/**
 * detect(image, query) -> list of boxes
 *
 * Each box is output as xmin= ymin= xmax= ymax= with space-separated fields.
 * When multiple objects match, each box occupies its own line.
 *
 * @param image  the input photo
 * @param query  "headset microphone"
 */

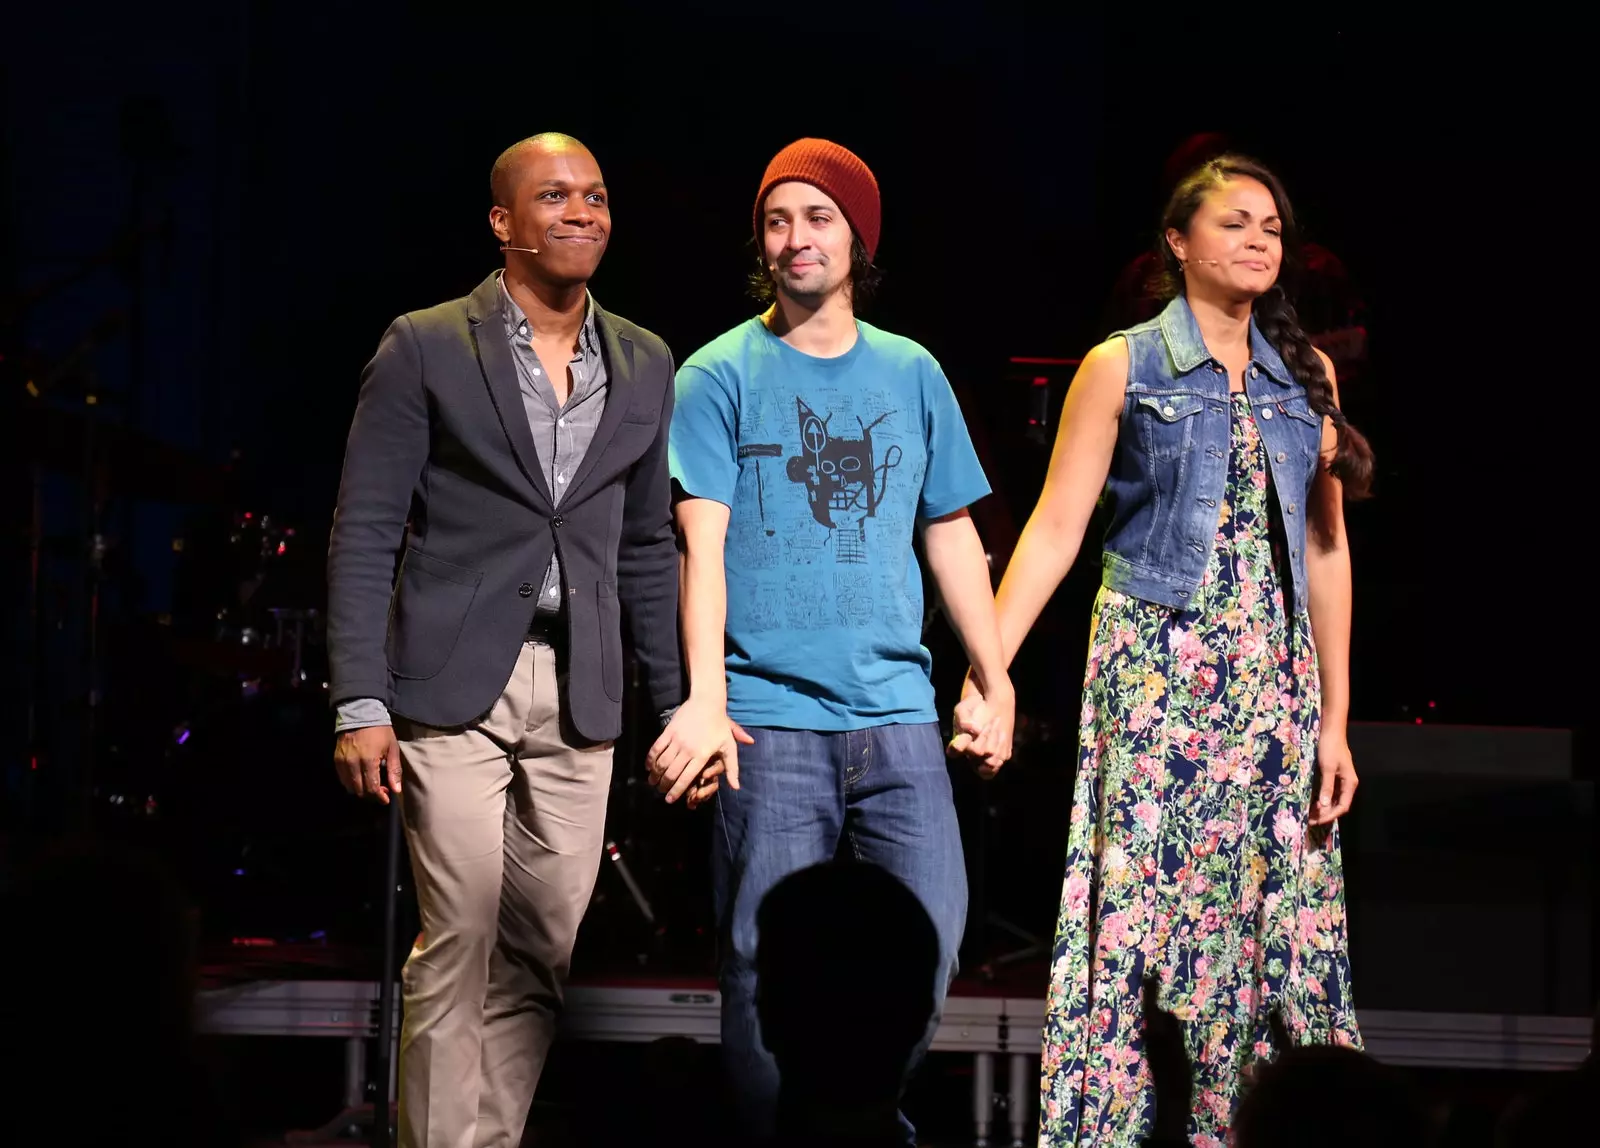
xmin=500 ymin=245 xmax=540 ymax=255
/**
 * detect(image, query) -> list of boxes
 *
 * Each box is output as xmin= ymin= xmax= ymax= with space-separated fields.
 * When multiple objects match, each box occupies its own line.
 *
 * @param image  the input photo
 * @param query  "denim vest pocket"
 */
xmin=1278 ymin=396 xmax=1323 ymax=464
xmin=1134 ymin=392 xmax=1206 ymax=462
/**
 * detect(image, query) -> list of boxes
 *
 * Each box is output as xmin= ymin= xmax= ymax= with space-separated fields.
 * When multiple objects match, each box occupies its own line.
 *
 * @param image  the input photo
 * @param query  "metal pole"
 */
xmin=373 ymin=796 xmax=402 ymax=1148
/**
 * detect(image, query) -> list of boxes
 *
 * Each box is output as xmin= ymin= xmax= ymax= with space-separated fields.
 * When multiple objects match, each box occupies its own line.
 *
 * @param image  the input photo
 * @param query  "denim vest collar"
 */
xmin=1160 ymin=295 xmax=1296 ymax=388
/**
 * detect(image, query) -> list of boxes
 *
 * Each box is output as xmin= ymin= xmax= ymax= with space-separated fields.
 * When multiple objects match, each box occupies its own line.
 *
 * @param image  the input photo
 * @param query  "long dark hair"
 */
xmin=747 ymin=232 xmax=883 ymax=310
xmin=1155 ymin=155 xmax=1375 ymax=499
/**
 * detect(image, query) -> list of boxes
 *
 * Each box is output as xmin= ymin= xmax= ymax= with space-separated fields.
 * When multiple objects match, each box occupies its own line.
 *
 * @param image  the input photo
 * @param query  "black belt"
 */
xmin=527 ymin=613 xmax=566 ymax=646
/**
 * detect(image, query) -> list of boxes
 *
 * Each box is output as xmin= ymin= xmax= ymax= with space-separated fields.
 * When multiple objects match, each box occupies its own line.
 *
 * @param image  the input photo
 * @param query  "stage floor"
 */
xmin=199 ymin=957 xmax=1591 ymax=1147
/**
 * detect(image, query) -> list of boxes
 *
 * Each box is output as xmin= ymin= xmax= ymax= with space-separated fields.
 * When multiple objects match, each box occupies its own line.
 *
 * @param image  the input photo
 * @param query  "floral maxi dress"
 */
xmin=1039 ymin=395 xmax=1360 ymax=1148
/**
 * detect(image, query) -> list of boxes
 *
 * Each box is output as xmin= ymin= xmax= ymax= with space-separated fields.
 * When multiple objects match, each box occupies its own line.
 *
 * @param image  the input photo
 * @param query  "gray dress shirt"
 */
xmin=335 ymin=276 xmax=607 ymax=732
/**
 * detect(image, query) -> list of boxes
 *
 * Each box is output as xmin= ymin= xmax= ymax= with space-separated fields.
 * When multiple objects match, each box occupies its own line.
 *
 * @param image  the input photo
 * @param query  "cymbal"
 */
xmin=15 ymin=401 xmax=227 ymax=504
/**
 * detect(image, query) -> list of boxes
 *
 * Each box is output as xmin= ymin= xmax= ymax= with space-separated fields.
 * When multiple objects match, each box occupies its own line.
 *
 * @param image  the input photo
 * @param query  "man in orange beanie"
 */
xmin=647 ymin=138 xmax=1015 ymax=1143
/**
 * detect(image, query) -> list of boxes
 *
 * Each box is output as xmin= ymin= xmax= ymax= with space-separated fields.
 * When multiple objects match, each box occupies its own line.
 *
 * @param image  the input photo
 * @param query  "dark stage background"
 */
xmin=3 ymin=0 xmax=1588 ymax=957
xmin=2 ymin=6 xmax=1592 ymax=1141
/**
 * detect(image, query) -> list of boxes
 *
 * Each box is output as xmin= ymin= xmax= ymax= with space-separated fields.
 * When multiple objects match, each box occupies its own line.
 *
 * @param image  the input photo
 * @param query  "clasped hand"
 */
xmin=946 ymin=671 xmax=1015 ymax=778
xmin=646 ymin=696 xmax=753 ymax=809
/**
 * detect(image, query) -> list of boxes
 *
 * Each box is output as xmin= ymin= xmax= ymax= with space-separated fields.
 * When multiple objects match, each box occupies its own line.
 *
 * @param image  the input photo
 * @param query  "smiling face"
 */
xmin=489 ymin=141 xmax=609 ymax=286
xmin=1165 ymin=175 xmax=1283 ymax=301
xmin=760 ymin=181 xmax=855 ymax=307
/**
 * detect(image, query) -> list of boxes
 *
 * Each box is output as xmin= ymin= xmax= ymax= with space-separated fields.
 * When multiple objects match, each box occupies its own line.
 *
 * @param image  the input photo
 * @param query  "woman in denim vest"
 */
xmin=952 ymin=155 xmax=1375 ymax=1147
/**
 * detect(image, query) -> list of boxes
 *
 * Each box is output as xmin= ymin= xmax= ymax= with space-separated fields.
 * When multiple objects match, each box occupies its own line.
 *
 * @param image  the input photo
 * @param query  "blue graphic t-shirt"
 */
xmin=670 ymin=318 xmax=990 ymax=730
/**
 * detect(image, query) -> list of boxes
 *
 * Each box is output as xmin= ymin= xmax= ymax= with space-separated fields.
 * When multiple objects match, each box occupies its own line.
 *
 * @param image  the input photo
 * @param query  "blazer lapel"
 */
xmin=465 ymin=273 xmax=553 ymax=509
xmin=565 ymin=308 xmax=636 ymax=499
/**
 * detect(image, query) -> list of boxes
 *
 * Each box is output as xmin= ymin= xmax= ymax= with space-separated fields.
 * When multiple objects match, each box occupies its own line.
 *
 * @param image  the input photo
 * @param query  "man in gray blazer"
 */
xmin=327 ymin=132 xmax=703 ymax=1148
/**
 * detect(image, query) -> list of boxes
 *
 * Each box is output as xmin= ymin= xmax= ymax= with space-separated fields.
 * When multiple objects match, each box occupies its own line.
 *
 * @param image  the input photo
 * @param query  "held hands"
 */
xmin=1310 ymin=730 xmax=1358 ymax=825
xmin=946 ymin=670 xmax=1016 ymax=778
xmin=646 ymin=696 xmax=754 ymax=809
xmin=334 ymin=725 xmax=403 ymax=804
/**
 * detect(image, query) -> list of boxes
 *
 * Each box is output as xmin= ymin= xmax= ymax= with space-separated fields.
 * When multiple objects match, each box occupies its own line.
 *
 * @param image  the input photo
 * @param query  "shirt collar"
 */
xmin=1158 ymin=294 xmax=1297 ymax=387
xmin=497 ymin=271 xmax=599 ymax=356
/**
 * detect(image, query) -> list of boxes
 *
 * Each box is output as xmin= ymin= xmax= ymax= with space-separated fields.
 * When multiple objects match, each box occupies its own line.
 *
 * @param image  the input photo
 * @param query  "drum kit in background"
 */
xmin=12 ymin=376 xmax=370 ymax=945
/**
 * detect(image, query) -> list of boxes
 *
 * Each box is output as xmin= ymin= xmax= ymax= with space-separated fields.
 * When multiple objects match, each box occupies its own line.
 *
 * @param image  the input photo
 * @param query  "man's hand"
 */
xmin=335 ymin=725 xmax=403 ymax=804
xmin=946 ymin=672 xmax=1016 ymax=778
xmin=646 ymin=697 xmax=754 ymax=805
xmin=684 ymin=757 xmax=726 ymax=811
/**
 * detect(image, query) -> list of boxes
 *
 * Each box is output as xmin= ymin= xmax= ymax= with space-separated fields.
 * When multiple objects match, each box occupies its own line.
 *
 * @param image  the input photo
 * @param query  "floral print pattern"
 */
xmin=1040 ymin=395 xmax=1359 ymax=1148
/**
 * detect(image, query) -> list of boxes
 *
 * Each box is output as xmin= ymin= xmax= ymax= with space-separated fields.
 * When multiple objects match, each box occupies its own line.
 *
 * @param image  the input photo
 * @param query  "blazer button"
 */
xmin=518 ymin=582 xmax=535 ymax=597
xmin=552 ymin=515 xmax=565 ymax=528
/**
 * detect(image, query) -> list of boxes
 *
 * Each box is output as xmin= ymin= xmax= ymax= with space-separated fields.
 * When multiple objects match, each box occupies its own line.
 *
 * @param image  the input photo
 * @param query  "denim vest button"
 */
xmin=1276 ymin=451 xmax=1287 ymax=463
xmin=1287 ymin=503 xmax=1297 ymax=515
xmin=1260 ymin=407 xmax=1273 ymax=420
xmin=1251 ymin=366 xmax=1259 ymax=378
xmin=1163 ymin=405 xmax=1175 ymax=417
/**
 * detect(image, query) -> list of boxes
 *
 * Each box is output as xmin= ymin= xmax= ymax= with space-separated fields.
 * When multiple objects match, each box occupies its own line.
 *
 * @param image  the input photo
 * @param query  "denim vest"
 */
xmin=1101 ymin=296 xmax=1323 ymax=616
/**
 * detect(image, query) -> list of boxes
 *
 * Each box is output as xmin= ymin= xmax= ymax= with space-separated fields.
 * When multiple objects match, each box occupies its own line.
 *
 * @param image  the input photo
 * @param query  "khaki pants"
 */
xmin=395 ymin=640 xmax=613 ymax=1148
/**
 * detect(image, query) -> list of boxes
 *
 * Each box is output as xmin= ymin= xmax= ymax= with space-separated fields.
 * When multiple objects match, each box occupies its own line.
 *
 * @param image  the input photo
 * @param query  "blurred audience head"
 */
xmin=1234 ymin=1043 xmax=1430 ymax=1148
xmin=756 ymin=860 xmax=939 ymax=1116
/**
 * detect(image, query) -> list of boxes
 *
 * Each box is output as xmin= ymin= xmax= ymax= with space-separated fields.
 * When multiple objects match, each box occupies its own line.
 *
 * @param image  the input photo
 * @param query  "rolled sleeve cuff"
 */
xmin=336 ymin=697 xmax=392 ymax=733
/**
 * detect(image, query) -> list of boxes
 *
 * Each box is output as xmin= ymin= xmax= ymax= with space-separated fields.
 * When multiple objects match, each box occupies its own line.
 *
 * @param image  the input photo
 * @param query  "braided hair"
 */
xmin=1153 ymin=155 xmax=1375 ymax=500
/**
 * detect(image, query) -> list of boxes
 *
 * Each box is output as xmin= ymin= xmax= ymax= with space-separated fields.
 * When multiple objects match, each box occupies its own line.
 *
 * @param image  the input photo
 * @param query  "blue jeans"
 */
xmin=712 ymin=721 xmax=968 ymax=1143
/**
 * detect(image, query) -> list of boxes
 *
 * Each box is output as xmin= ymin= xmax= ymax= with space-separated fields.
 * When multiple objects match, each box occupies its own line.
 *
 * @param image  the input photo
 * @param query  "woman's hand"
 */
xmin=1311 ymin=731 xmax=1358 ymax=825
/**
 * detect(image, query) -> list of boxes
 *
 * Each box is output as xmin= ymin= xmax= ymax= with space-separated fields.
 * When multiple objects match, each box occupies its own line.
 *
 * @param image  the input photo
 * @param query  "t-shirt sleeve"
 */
xmin=668 ymin=362 xmax=740 ymax=506
xmin=919 ymin=361 xmax=991 ymax=519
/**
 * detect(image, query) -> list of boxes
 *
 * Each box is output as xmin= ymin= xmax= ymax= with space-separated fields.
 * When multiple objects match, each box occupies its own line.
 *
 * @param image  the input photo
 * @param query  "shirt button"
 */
xmin=518 ymin=582 xmax=534 ymax=598
xmin=1276 ymin=451 xmax=1287 ymax=463
xmin=557 ymin=474 xmax=566 ymax=485
xmin=1260 ymin=407 xmax=1274 ymax=420
xmin=547 ymin=586 xmax=559 ymax=597
xmin=519 ymin=325 xmax=527 ymax=336
xmin=533 ymin=367 xmax=542 ymax=376
xmin=552 ymin=515 xmax=564 ymax=528
xmin=557 ymin=417 xmax=566 ymax=427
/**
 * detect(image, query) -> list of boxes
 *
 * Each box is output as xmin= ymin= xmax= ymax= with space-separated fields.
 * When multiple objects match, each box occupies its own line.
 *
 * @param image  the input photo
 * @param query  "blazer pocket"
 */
xmin=388 ymin=550 xmax=484 ymax=681
xmin=596 ymin=580 xmax=623 ymax=702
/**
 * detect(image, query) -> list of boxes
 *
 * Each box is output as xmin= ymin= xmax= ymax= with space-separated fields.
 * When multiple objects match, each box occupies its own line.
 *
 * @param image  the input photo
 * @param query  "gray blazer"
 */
xmin=327 ymin=272 xmax=682 ymax=740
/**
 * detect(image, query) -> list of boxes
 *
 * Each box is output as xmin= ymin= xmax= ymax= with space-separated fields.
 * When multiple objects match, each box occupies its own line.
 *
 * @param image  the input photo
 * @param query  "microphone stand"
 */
xmin=372 ymin=796 xmax=403 ymax=1147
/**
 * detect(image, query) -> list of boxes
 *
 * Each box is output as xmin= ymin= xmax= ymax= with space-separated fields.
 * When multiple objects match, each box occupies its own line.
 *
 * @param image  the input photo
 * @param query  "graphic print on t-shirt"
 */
xmin=727 ymin=384 xmax=923 ymax=632
xmin=780 ymin=397 xmax=901 ymax=564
